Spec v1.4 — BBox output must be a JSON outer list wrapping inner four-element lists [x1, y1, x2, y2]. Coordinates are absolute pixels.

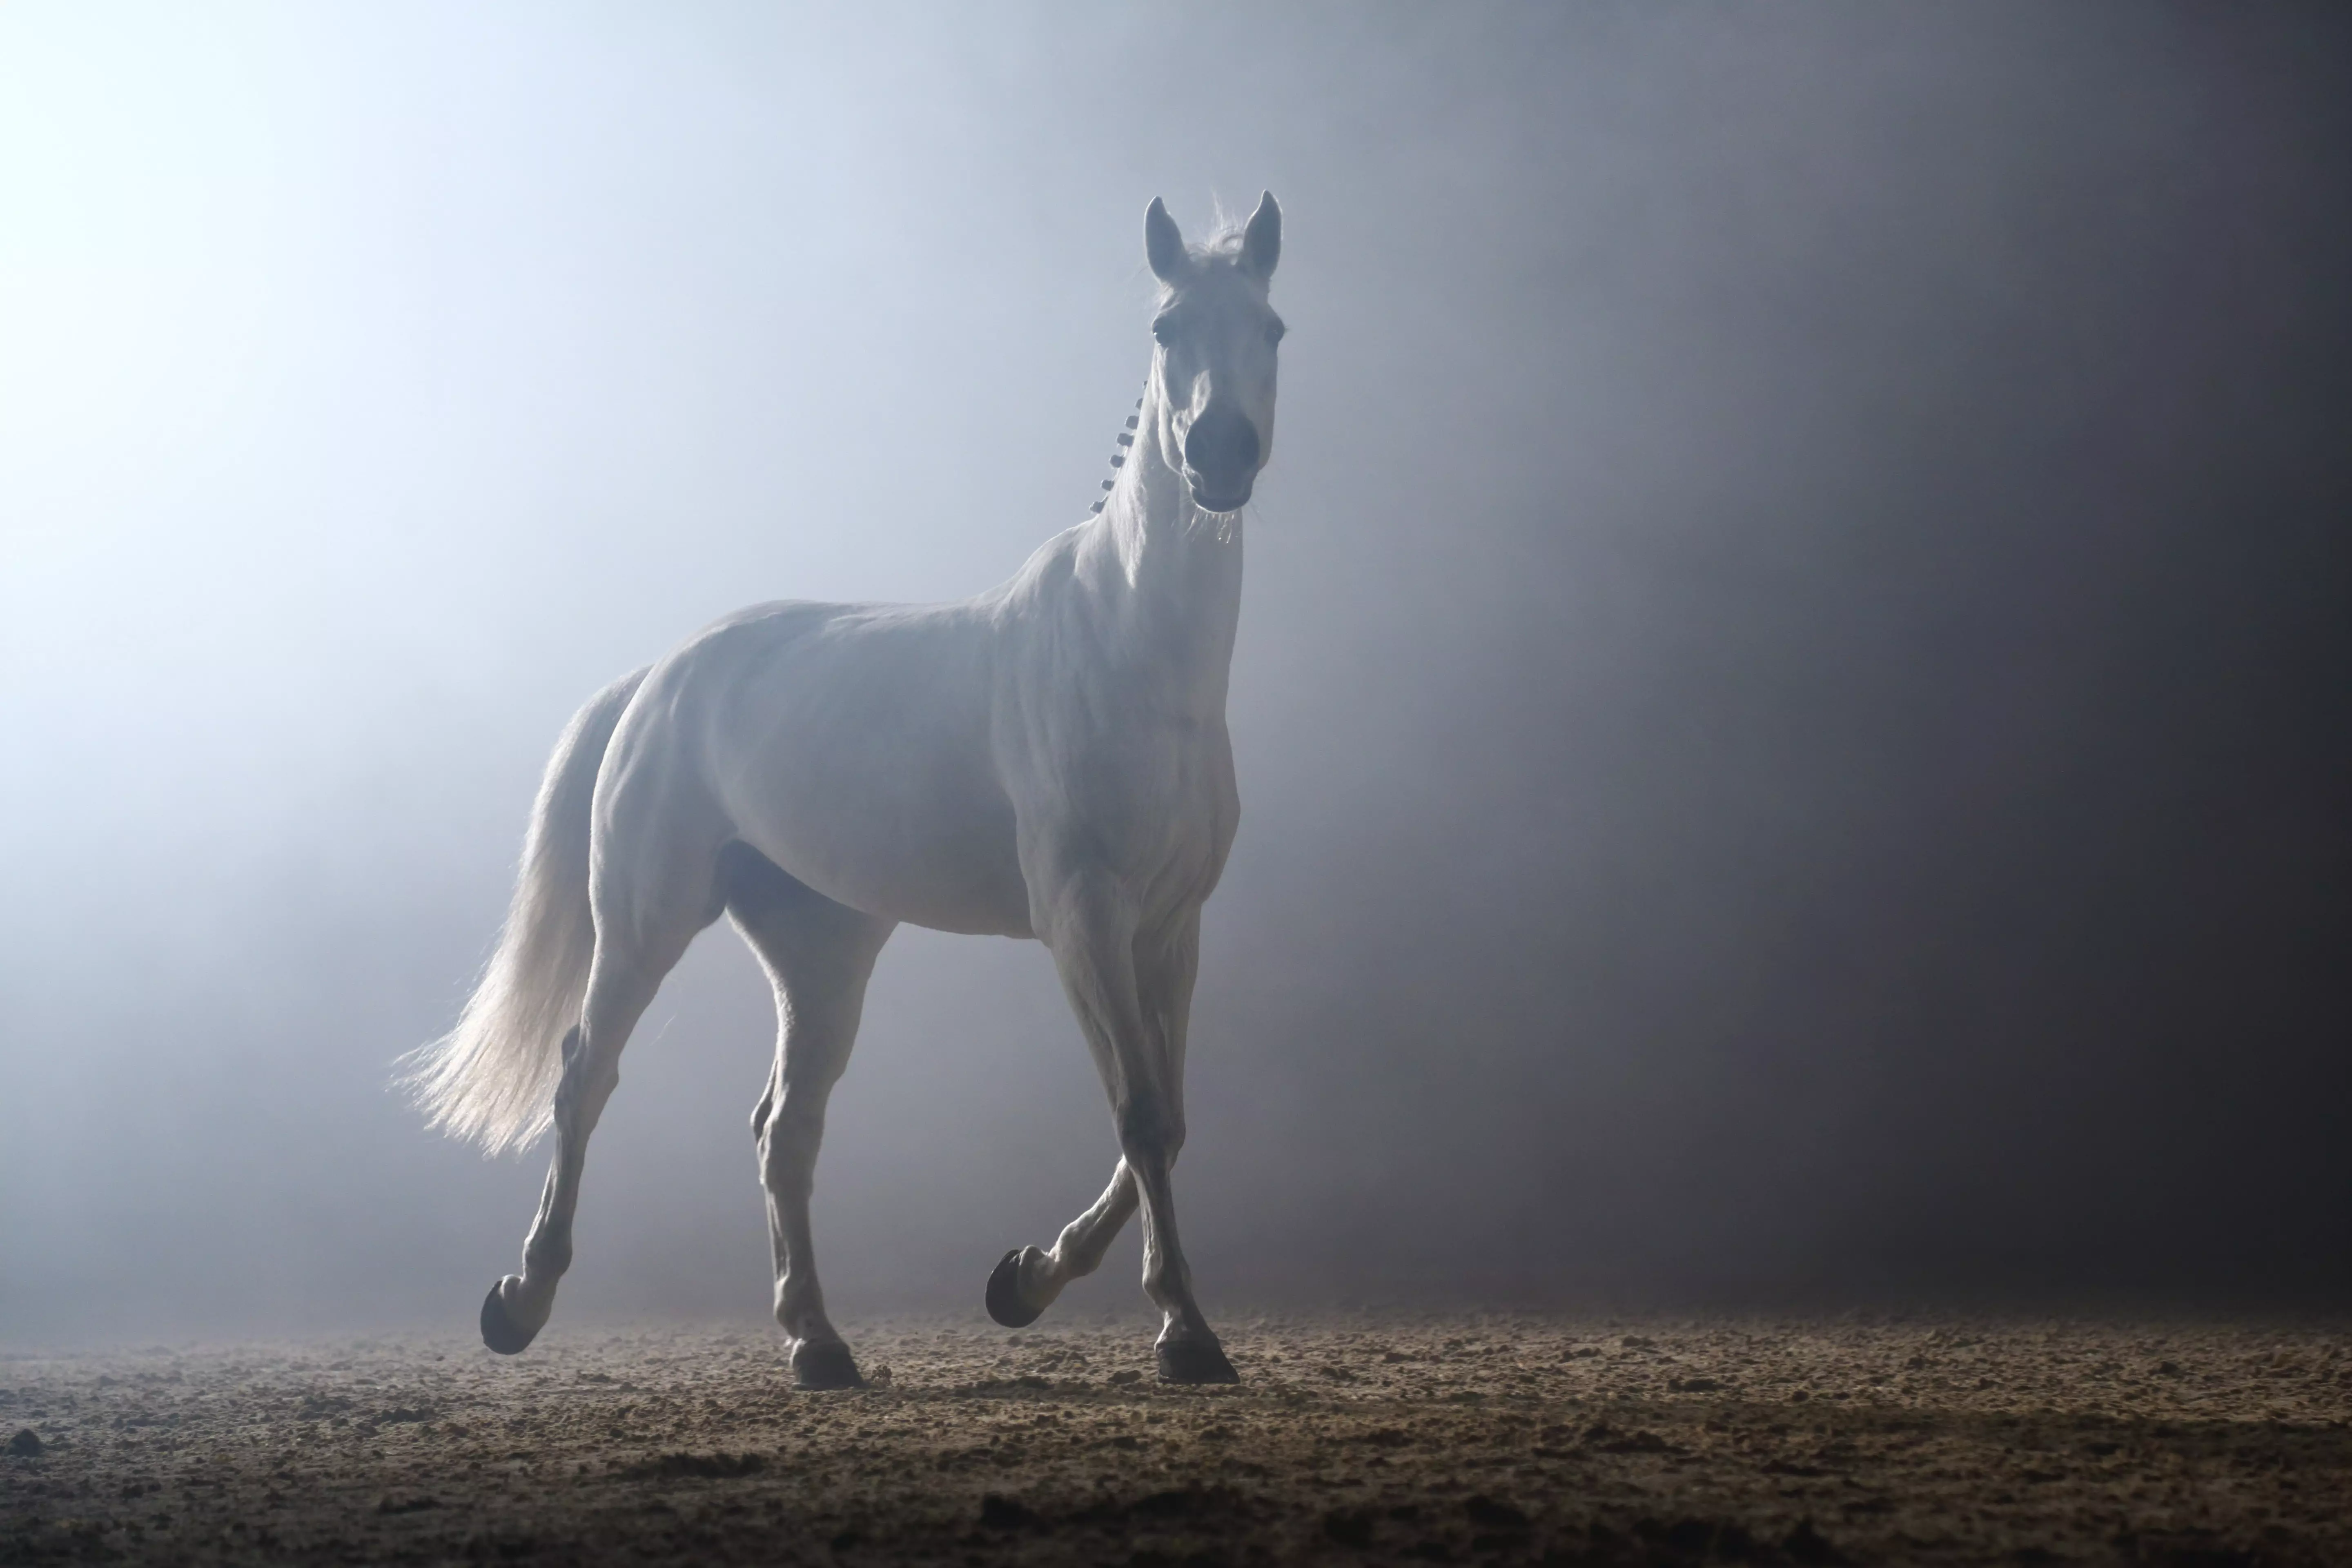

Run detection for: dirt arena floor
[[4, 1312, 2346, 1566]]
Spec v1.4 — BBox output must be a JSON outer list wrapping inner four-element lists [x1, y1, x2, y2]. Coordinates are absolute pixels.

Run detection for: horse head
[[1143, 192, 1283, 514]]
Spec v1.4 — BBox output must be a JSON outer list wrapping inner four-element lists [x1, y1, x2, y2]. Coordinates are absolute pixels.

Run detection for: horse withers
[[406, 194, 1286, 1388]]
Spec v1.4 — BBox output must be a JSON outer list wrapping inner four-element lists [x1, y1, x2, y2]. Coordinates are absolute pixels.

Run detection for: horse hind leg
[[725, 843, 894, 1391], [480, 929, 695, 1351], [481, 786, 729, 1353]]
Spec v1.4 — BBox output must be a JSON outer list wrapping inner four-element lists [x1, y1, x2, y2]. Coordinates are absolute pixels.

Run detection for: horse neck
[[1081, 377, 1245, 685]]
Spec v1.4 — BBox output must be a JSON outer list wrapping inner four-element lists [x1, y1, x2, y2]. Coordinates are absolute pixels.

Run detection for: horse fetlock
[[773, 1279, 835, 1339], [1055, 1226, 1112, 1278], [506, 1272, 557, 1323]]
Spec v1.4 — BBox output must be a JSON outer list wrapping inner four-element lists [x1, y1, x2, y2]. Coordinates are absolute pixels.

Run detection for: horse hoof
[[791, 1341, 866, 1391], [479, 1280, 538, 1356], [985, 1248, 1045, 1329], [1156, 1339, 1240, 1385]]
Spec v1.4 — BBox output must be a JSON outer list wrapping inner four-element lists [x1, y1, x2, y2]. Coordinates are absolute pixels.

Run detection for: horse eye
[[1265, 319, 1287, 345], [1151, 316, 1178, 345]]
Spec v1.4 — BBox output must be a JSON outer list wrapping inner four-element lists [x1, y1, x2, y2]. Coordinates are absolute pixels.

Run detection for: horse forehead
[[1174, 261, 1270, 319]]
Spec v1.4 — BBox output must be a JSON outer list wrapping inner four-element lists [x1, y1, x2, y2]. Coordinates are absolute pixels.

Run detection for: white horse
[[408, 194, 1284, 1387]]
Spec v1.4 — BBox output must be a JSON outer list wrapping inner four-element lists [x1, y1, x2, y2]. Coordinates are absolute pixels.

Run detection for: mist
[[3, 3, 2347, 1348]]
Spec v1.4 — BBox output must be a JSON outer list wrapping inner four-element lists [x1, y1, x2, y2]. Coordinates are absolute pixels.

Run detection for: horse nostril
[[1183, 408, 1260, 479]]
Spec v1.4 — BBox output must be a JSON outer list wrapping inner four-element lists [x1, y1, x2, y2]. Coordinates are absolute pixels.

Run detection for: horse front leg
[[1040, 886, 1233, 1383], [985, 1161, 1140, 1328]]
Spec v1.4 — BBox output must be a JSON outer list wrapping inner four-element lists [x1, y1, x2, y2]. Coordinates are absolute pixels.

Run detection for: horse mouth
[[1187, 478, 1253, 514]]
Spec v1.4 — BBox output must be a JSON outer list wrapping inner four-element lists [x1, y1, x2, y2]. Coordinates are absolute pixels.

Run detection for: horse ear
[[1239, 191, 1281, 280], [1145, 198, 1189, 284]]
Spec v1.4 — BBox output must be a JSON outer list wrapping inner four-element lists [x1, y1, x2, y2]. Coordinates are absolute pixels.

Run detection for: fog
[[3, 4, 2347, 1347]]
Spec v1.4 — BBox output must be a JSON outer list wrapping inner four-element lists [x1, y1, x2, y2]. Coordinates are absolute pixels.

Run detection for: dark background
[[3, 3, 2347, 1345]]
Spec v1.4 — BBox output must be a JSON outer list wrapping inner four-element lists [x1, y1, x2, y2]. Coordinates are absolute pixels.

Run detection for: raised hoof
[[479, 1281, 538, 1356], [1156, 1339, 1240, 1385], [791, 1341, 866, 1392], [985, 1247, 1045, 1329]]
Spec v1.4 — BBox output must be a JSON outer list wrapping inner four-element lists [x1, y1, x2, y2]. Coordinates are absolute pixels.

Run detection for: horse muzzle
[[1181, 406, 1261, 513]]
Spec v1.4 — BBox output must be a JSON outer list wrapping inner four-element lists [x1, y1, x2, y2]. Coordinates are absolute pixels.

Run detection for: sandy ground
[[3, 1312, 2347, 1566]]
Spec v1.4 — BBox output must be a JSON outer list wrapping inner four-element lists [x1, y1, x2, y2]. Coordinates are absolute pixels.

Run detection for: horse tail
[[402, 666, 650, 1154]]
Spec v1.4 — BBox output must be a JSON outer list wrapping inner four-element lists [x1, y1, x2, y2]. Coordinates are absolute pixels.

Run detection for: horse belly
[[707, 647, 1032, 936], [736, 769, 1032, 937]]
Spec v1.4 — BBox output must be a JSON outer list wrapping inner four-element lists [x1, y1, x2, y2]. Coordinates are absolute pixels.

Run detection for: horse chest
[[1022, 699, 1236, 903]]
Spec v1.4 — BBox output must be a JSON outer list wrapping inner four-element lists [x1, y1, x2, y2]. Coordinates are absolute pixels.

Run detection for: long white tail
[[403, 667, 650, 1154]]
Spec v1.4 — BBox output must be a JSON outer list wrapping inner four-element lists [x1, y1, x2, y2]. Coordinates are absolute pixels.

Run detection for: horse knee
[[1115, 1100, 1184, 1165], [757, 1096, 826, 1184]]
